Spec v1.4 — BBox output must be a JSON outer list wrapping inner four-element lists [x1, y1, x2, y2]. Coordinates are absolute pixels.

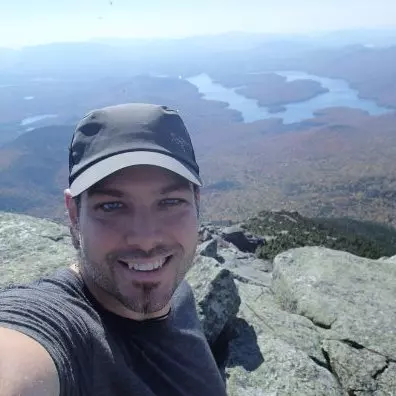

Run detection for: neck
[[70, 264, 171, 321]]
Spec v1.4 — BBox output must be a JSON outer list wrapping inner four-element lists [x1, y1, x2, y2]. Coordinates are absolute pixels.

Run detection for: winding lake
[[21, 114, 58, 126], [187, 71, 392, 124]]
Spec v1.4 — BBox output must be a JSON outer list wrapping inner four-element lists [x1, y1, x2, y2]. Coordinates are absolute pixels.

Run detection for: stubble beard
[[76, 245, 196, 315]]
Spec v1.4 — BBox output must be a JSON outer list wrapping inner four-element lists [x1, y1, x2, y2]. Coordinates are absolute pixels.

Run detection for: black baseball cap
[[68, 103, 202, 197]]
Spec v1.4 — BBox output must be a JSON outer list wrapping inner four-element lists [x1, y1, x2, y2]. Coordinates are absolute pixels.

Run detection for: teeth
[[127, 258, 166, 271]]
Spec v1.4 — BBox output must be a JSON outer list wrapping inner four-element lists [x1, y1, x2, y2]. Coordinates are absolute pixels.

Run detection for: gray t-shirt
[[0, 268, 228, 396]]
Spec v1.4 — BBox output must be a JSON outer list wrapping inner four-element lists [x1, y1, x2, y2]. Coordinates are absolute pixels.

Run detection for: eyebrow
[[87, 187, 125, 198], [87, 180, 191, 198], [159, 181, 191, 195]]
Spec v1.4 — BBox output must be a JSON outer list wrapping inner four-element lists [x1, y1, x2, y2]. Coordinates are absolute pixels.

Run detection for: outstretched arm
[[0, 327, 60, 396]]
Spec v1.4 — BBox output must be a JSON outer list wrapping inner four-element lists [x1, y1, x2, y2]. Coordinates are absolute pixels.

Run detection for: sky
[[1, 0, 396, 48]]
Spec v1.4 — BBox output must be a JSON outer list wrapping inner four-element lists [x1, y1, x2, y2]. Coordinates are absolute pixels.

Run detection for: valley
[[1, 35, 396, 228]]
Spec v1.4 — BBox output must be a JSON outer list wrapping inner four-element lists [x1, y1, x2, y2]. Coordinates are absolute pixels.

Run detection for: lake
[[187, 71, 392, 124], [21, 114, 58, 126]]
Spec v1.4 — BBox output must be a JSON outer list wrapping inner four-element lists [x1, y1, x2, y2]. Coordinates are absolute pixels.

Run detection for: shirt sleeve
[[0, 284, 90, 396]]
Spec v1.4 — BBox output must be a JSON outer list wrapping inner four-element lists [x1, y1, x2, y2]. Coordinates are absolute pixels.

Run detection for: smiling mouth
[[118, 256, 172, 272]]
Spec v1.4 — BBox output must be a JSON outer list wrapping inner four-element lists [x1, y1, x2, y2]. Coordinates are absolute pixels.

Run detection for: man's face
[[66, 165, 199, 318]]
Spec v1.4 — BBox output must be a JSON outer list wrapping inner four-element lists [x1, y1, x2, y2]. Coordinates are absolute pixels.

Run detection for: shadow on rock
[[225, 317, 264, 372]]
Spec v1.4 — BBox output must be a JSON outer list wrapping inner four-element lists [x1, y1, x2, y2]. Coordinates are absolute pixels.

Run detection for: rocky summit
[[1, 210, 396, 395]]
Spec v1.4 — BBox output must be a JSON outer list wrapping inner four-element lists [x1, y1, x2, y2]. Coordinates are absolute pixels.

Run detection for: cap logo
[[170, 132, 189, 153], [79, 121, 102, 136]]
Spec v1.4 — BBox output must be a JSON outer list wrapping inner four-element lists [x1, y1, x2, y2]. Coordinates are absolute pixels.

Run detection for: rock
[[0, 212, 74, 288], [217, 246, 273, 287], [271, 246, 396, 394], [202, 229, 212, 242], [232, 280, 326, 363], [221, 226, 263, 253], [227, 335, 343, 396], [199, 225, 214, 242], [375, 363, 396, 395], [186, 255, 241, 345], [272, 247, 396, 356], [377, 256, 390, 261], [224, 259, 273, 288], [380, 255, 396, 264], [197, 239, 218, 258], [322, 339, 387, 393], [213, 235, 232, 249]]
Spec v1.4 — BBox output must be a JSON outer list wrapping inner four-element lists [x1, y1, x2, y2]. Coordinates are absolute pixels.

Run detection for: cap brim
[[69, 151, 202, 197]]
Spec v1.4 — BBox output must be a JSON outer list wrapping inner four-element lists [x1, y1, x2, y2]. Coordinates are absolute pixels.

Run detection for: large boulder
[[222, 226, 264, 253], [271, 247, 396, 395], [225, 280, 343, 395], [186, 255, 241, 345], [197, 238, 218, 258]]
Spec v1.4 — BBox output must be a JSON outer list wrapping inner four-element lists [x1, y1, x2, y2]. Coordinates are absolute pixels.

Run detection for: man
[[0, 103, 228, 396]]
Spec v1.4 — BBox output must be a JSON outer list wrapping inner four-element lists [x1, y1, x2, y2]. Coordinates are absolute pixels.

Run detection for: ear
[[65, 189, 81, 249], [194, 187, 200, 203], [193, 186, 201, 217], [64, 189, 78, 229]]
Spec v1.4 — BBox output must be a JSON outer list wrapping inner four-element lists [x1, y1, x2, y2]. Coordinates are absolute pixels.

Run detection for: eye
[[95, 202, 124, 212], [159, 198, 186, 208]]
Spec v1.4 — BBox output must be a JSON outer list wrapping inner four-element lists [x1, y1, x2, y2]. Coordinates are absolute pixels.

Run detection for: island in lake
[[212, 73, 328, 113]]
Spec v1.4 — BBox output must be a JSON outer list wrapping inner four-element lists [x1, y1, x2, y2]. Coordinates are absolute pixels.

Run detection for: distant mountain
[[310, 28, 396, 47], [287, 45, 396, 107], [0, 125, 72, 220], [2, 29, 395, 79]]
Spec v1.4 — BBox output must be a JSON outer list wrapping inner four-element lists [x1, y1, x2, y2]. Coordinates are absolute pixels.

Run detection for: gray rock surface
[[322, 339, 387, 393], [227, 335, 342, 396], [186, 255, 241, 345], [272, 248, 396, 359], [380, 254, 396, 264], [222, 226, 263, 253], [0, 212, 74, 287], [270, 247, 396, 395], [197, 238, 218, 258], [375, 363, 396, 395]]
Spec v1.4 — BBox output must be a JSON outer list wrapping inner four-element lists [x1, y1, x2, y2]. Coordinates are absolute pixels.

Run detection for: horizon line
[[2, 26, 396, 50]]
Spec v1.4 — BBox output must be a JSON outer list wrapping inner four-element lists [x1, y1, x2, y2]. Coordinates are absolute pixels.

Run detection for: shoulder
[[0, 267, 91, 321], [0, 267, 97, 341], [0, 268, 96, 394]]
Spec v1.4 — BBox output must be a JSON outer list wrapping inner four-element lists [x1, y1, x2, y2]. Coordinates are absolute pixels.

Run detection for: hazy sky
[[1, 0, 396, 48]]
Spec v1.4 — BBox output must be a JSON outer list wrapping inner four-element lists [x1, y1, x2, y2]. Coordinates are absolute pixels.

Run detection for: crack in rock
[[40, 234, 70, 242], [309, 355, 332, 372], [310, 318, 333, 330], [321, 347, 344, 390], [295, 311, 335, 330], [372, 361, 389, 380], [231, 272, 272, 288], [339, 338, 395, 361], [341, 339, 365, 350]]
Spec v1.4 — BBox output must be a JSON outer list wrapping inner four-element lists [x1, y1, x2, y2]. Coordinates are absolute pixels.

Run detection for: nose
[[124, 207, 164, 252]]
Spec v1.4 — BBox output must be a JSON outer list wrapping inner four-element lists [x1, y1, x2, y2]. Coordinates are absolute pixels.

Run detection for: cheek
[[164, 210, 199, 248], [80, 217, 121, 257]]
